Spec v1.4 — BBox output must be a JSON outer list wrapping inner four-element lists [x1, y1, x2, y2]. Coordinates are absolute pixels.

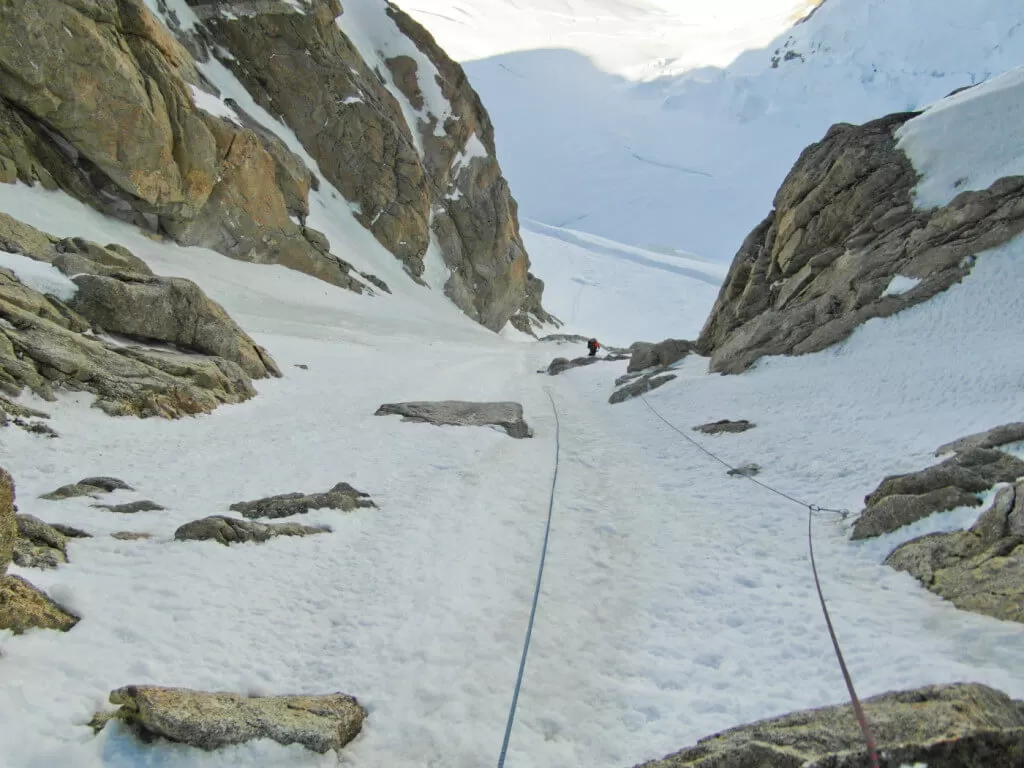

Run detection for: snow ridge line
[[497, 388, 562, 768], [641, 396, 881, 768]]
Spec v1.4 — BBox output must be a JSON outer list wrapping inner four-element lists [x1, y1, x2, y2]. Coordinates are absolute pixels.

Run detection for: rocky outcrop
[[229, 483, 375, 520], [13, 514, 69, 569], [697, 110, 1024, 373], [886, 480, 1024, 623], [101, 685, 365, 753], [0, 215, 278, 418], [0, 394, 57, 437], [544, 354, 629, 375], [694, 419, 756, 435], [41, 477, 134, 501], [173, 0, 549, 331], [0, 470, 79, 634], [936, 422, 1024, 457], [175, 515, 330, 545], [92, 501, 165, 514], [609, 373, 677, 405], [852, 448, 1024, 540], [633, 683, 1024, 768], [0, 574, 79, 634], [0, 0, 376, 294], [375, 400, 532, 438], [628, 339, 693, 373]]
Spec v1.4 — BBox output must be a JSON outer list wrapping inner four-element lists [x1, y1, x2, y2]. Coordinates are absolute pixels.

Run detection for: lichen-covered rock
[[694, 419, 756, 435], [174, 515, 330, 545], [886, 480, 1024, 623], [375, 400, 532, 438], [0, 574, 79, 634], [697, 107, 1024, 373], [632, 683, 1024, 768], [13, 514, 68, 569], [0, 467, 15, 575], [41, 477, 133, 501], [104, 685, 365, 753], [229, 483, 375, 520], [627, 339, 693, 373], [852, 488, 982, 540]]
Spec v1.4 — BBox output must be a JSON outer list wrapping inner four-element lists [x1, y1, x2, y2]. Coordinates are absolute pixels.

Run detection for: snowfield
[[2, 0, 1024, 766], [1, 180, 1024, 767]]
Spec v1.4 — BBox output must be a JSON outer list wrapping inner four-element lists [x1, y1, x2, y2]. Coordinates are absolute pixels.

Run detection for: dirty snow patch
[[0, 250, 78, 300], [897, 66, 1024, 209]]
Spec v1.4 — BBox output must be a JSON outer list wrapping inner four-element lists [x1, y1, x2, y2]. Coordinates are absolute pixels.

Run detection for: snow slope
[[406, 0, 1024, 262], [2, 180, 1024, 768]]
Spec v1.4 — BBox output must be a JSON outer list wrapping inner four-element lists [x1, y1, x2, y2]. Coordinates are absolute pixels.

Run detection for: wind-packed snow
[[406, 0, 1024, 262], [0, 250, 78, 300], [882, 275, 922, 298], [896, 66, 1024, 209]]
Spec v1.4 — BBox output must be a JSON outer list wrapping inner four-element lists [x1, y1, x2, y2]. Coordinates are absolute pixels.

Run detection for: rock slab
[[375, 401, 532, 438], [633, 683, 1024, 768], [105, 685, 365, 754]]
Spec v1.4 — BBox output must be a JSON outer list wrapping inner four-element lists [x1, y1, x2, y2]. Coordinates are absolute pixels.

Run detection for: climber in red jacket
[[587, 338, 601, 357]]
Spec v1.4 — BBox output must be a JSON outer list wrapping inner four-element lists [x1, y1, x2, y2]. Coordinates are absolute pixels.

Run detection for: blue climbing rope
[[497, 388, 561, 768]]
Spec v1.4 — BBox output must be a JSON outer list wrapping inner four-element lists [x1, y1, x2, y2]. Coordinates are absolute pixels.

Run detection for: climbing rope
[[497, 388, 562, 768], [641, 396, 880, 768]]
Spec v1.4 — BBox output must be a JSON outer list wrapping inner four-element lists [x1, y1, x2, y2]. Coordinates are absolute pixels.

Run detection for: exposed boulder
[[632, 683, 1024, 768], [0, 467, 14, 574], [229, 482, 375, 520], [851, 448, 1024, 539], [101, 685, 365, 753], [697, 108, 1024, 374], [627, 339, 694, 373], [886, 480, 1024, 623], [13, 514, 69, 569], [0, 574, 79, 634], [67, 273, 280, 380], [694, 419, 756, 435], [0, 0, 380, 294], [375, 400, 532, 438], [0, 216, 276, 418], [41, 477, 133, 501], [111, 531, 153, 541], [175, 515, 329, 546], [609, 373, 677, 405], [92, 501, 165, 514], [727, 464, 762, 478], [51, 523, 91, 539]]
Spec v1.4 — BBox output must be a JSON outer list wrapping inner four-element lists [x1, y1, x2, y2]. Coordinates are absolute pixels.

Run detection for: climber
[[587, 338, 601, 357]]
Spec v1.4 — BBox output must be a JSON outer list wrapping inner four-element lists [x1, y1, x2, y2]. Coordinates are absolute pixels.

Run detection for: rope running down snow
[[497, 388, 562, 768], [641, 396, 880, 768]]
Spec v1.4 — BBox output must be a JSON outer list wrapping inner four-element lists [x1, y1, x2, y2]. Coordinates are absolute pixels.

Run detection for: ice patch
[[0, 250, 78, 300], [883, 275, 922, 297]]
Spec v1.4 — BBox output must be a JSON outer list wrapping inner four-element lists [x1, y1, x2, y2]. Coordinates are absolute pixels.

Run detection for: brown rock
[[0, 467, 14, 575], [0, 574, 79, 634]]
